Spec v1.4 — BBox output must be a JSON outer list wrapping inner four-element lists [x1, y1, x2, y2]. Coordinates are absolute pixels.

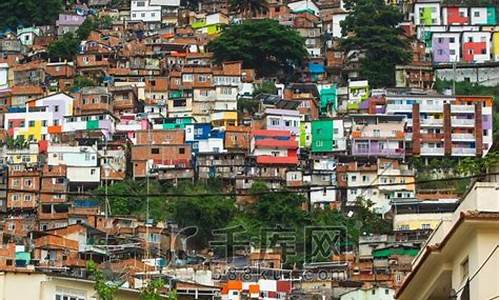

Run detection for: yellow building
[[210, 111, 238, 128], [396, 181, 499, 300], [0, 271, 145, 300], [493, 31, 499, 61]]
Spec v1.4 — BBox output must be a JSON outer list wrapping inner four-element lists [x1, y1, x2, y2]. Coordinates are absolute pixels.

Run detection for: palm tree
[[230, 0, 269, 19]]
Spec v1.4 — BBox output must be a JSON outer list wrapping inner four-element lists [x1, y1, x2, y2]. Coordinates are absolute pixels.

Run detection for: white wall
[[67, 166, 100, 182]]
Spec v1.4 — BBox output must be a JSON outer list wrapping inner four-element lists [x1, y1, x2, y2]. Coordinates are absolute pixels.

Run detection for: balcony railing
[[386, 104, 412, 112], [420, 104, 443, 112], [420, 147, 445, 155], [452, 147, 477, 155], [451, 133, 475, 140], [421, 118, 443, 126], [451, 118, 475, 126], [451, 105, 475, 113]]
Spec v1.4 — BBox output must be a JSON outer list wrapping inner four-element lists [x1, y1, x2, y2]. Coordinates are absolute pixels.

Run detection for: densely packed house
[[0, 0, 496, 298]]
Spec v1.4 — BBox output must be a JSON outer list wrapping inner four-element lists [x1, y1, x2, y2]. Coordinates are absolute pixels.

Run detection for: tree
[[140, 278, 167, 300], [4, 135, 29, 150], [340, 0, 412, 88], [0, 0, 63, 30], [168, 183, 236, 249], [93, 180, 168, 220], [77, 17, 98, 41], [47, 33, 80, 61], [208, 19, 308, 79], [73, 75, 96, 89], [87, 260, 120, 300], [253, 80, 277, 95], [230, 0, 268, 19]]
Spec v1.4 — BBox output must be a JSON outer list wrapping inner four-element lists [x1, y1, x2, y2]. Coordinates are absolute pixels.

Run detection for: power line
[[2, 172, 497, 198], [454, 244, 499, 297]]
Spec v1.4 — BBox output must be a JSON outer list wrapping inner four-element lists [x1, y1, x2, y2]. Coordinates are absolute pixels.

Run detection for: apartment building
[[350, 115, 406, 159], [344, 159, 416, 214], [47, 145, 101, 191], [4, 93, 74, 143], [385, 93, 493, 157], [396, 181, 498, 300]]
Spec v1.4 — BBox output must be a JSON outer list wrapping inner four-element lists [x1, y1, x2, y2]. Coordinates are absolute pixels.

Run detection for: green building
[[319, 84, 337, 115], [311, 119, 345, 153]]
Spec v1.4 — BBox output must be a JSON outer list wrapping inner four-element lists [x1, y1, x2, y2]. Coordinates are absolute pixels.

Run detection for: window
[[474, 11, 480, 17], [141, 13, 145, 17], [29, 121, 35, 127], [421, 223, 431, 229], [437, 49, 443, 55], [373, 129, 380, 137], [450, 49, 456, 55], [351, 175, 357, 182], [54, 105, 59, 112], [151, 148, 160, 154], [11, 194, 19, 201], [179, 148, 185, 154], [12, 179, 19, 187], [399, 224, 410, 230], [270, 118, 280, 126], [24, 179, 32, 187], [90, 169, 96, 175], [136, 1, 145, 6], [449, 37, 455, 43], [362, 175, 368, 182], [461, 257, 469, 281], [24, 194, 32, 201]]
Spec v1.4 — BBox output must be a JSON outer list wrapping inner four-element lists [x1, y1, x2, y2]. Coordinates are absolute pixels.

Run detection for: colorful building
[[311, 118, 346, 153]]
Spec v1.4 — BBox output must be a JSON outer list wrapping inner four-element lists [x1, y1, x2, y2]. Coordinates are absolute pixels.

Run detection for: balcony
[[421, 133, 444, 142], [386, 104, 412, 113], [420, 118, 443, 126], [451, 105, 475, 113], [451, 133, 475, 141], [451, 118, 475, 127], [452, 147, 477, 156], [420, 147, 445, 156], [420, 104, 443, 113]]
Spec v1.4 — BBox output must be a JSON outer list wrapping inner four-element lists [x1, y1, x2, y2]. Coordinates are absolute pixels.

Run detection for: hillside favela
[[0, 0, 497, 299]]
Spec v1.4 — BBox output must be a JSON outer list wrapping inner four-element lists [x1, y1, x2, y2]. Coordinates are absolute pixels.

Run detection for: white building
[[130, 0, 162, 22], [413, 2, 441, 25], [397, 181, 499, 300], [432, 32, 461, 62], [340, 286, 395, 300], [47, 145, 101, 184]]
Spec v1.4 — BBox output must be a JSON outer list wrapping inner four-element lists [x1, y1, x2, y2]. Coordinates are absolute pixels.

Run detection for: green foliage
[[254, 81, 277, 95], [167, 182, 237, 249], [98, 181, 393, 262], [0, 0, 63, 30], [47, 33, 80, 61], [99, 16, 114, 29], [87, 260, 119, 300], [230, 0, 268, 18], [77, 17, 98, 41], [140, 278, 166, 300], [4, 135, 29, 150], [208, 19, 308, 79], [94, 180, 167, 220], [237, 99, 260, 116], [340, 0, 412, 87], [73, 75, 96, 89]]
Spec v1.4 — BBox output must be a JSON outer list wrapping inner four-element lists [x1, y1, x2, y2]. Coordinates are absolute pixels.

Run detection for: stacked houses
[[0, 0, 496, 298]]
